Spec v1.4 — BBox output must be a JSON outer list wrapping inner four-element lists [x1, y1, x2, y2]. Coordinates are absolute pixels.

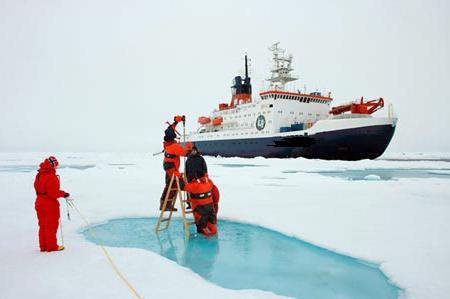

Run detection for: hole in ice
[[82, 217, 400, 299], [282, 168, 450, 180]]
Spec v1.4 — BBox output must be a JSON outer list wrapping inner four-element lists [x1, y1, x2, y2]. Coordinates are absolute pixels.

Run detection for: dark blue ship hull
[[191, 124, 396, 160]]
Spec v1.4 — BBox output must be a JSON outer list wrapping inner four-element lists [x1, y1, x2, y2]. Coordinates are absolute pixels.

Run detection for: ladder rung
[[169, 188, 179, 191], [161, 218, 170, 222], [184, 210, 193, 214], [187, 221, 196, 225]]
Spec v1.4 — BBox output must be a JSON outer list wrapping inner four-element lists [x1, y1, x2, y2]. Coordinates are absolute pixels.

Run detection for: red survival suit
[[184, 176, 217, 236], [34, 157, 67, 252]]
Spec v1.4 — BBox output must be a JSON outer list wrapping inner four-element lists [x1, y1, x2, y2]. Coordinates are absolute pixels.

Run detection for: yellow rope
[[71, 202, 143, 299]]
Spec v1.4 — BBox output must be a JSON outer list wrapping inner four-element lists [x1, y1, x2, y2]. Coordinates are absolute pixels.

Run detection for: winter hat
[[47, 156, 59, 168], [164, 127, 177, 141]]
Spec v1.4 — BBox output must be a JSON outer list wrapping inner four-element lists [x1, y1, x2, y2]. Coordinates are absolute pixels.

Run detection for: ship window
[[269, 104, 273, 108]]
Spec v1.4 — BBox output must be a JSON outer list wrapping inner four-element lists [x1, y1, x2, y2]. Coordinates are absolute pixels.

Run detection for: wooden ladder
[[155, 175, 196, 238]]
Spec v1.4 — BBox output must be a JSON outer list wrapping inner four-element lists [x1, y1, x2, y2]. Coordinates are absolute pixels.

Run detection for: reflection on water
[[82, 217, 400, 299], [283, 168, 450, 180]]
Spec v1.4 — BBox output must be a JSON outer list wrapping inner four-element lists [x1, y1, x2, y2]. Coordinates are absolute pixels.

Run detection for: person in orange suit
[[34, 156, 70, 252], [184, 170, 217, 236], [160, 115, 192, 211], [186, 146, 220, 219]]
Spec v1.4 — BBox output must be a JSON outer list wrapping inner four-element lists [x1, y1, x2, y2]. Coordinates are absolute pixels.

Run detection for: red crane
[[330, 97, 384, 116]]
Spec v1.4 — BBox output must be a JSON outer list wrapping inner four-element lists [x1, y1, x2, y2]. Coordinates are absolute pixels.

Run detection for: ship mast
[[267, 42, 298, 91]]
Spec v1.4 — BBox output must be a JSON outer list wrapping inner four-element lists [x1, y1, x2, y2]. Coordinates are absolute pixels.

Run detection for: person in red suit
[[184, 171, 217, 236], [160, 115, 192, 211], [34, 156, 70, 252]]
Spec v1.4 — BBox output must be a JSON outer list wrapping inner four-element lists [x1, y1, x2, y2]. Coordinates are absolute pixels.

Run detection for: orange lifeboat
[[198, 116, 211, 125], [212, 117, 223, 126]]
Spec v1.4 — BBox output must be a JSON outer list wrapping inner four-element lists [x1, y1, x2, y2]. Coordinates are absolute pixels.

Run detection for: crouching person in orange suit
[[185, 146, 220, 220], [34, 156, 70, 252], [184, 171, 217, 236]]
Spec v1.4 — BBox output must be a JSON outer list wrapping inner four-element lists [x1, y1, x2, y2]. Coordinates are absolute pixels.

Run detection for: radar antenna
[[267, 42, 298, 90]]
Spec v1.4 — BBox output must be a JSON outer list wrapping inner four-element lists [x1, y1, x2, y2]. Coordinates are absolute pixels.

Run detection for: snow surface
[[1, 152, 450, 299]]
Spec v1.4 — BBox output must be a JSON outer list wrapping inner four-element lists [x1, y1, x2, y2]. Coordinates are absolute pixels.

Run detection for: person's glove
[[64, 192, 70, 198], [174, 115, 185, 123], [185, 142, 193, 150]]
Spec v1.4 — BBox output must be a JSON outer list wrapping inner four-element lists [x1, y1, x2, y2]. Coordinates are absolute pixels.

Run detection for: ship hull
[[190, 124, 396, 160]]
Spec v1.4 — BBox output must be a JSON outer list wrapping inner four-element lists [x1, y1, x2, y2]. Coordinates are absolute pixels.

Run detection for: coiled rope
[[67, 199, 143, 299]]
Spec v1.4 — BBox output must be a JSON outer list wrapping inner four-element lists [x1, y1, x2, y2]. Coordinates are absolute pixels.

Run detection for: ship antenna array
[[267, 42, 298, 90]]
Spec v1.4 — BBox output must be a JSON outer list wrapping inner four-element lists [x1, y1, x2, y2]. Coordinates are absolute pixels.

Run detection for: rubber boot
[[199, 227, 211, 236], [207, 223, 217, 235]]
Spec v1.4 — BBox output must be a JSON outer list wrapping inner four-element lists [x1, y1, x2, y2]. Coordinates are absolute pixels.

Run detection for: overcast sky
[[1, 0, 449, 153]]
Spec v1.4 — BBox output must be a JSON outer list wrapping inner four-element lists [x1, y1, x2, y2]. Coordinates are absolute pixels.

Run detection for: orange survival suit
[[34, 156, 69, 252], [184, 176, 217, 236], [160, 116, 192, 210]]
